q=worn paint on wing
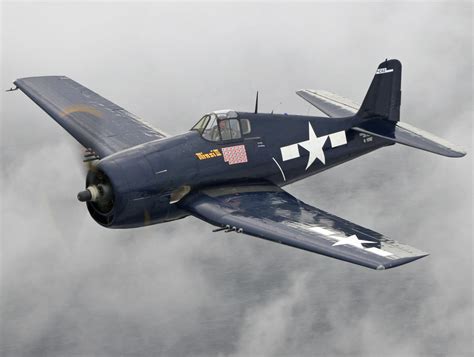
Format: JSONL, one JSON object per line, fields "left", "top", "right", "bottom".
{"left": 60, "top": 104, "right": 103, "bottom": 118}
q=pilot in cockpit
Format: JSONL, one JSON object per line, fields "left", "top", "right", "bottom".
{"left": 211, "top": 119, "right": 239, "bottom": 141}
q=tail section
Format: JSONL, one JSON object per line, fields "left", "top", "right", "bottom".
{"left": 357, "top": 59, "right": 402, "bottom": 122}
{"left": 354, "top": 59, "right": 465, "bottom": 158}
{"left": 296, "top": 59, "right": 466, "bottom": 158}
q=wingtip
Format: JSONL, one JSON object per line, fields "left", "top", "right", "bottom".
{"left": 374, "top": 253, "right": 430, "bottom": 271}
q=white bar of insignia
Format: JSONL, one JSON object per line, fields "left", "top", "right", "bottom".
{"left": 309, "top": 226, "right": 335, "bottom": 236}
{"left": 365, "top": 247, "right": 393, "bottom": 257}
{"left": 280, "top": 144, "right": 300, "bottom": 161}
{"left": 329, "top": 131, "right": 347, "bottom": 148}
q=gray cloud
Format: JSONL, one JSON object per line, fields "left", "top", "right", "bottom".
{"left": 1, "top": 2, "right": 472, "bottom": 357}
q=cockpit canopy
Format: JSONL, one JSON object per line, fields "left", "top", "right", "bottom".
{"left": 191, "top": 109, "right": 251, "bottom": 142}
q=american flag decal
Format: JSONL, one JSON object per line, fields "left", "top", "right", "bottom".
{"left": 222, "top": 145, "right": 248, "bottom": 165}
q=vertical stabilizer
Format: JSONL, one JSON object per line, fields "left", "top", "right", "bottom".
{"left": 357, "top": 59, "right": 402, "bottom": 122}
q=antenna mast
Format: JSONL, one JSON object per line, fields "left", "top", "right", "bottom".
{"left": 254, "top": 91, "right": 259, "bottom": 114}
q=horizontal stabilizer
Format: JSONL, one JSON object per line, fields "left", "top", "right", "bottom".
{"left": 354, "top": 120, "right": 466, "bottom": 158}
{"left": 296, "top": 89, "right": 358, "bottom": 117}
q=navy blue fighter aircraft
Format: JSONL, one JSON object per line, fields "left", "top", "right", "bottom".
{"left": 11, "top": 59, "right": 466, "bottom": 270}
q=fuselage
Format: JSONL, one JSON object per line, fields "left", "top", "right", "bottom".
{"left": 89, "top": 110, "right": 391, "bottom": 228}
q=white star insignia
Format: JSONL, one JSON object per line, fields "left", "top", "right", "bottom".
{"left": 298, "top": 122, "right": 328, "bottom": 170}
{"left": 332, "top": 234, "right": 374, "bottom": 249}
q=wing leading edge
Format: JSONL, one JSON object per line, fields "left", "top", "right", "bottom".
{"left": 14, "top": 76, "right": 167, "bottom": 158}
{"left": 180, "top": 184, "right": 428, "bottom": 270}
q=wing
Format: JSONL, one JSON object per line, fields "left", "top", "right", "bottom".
{"left": 180, "top": 184, "right": 428, "bottom": 270}
{"left": 296, "top": 89, "right": 359, "bottom": 117}
{"left": 14, "top": 76, "right": 167, "bottom": 158}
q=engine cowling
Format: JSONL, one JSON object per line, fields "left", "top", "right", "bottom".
{"left": 79, "top": 143, "right": 189, "bottom": 228}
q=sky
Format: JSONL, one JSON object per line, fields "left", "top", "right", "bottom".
{"left": 1, "top": 2, "right": 472, "bottom": 356}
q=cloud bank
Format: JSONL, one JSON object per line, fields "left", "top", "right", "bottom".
{"left": 1, "top": 2, "right": 472, "bottom": 356}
